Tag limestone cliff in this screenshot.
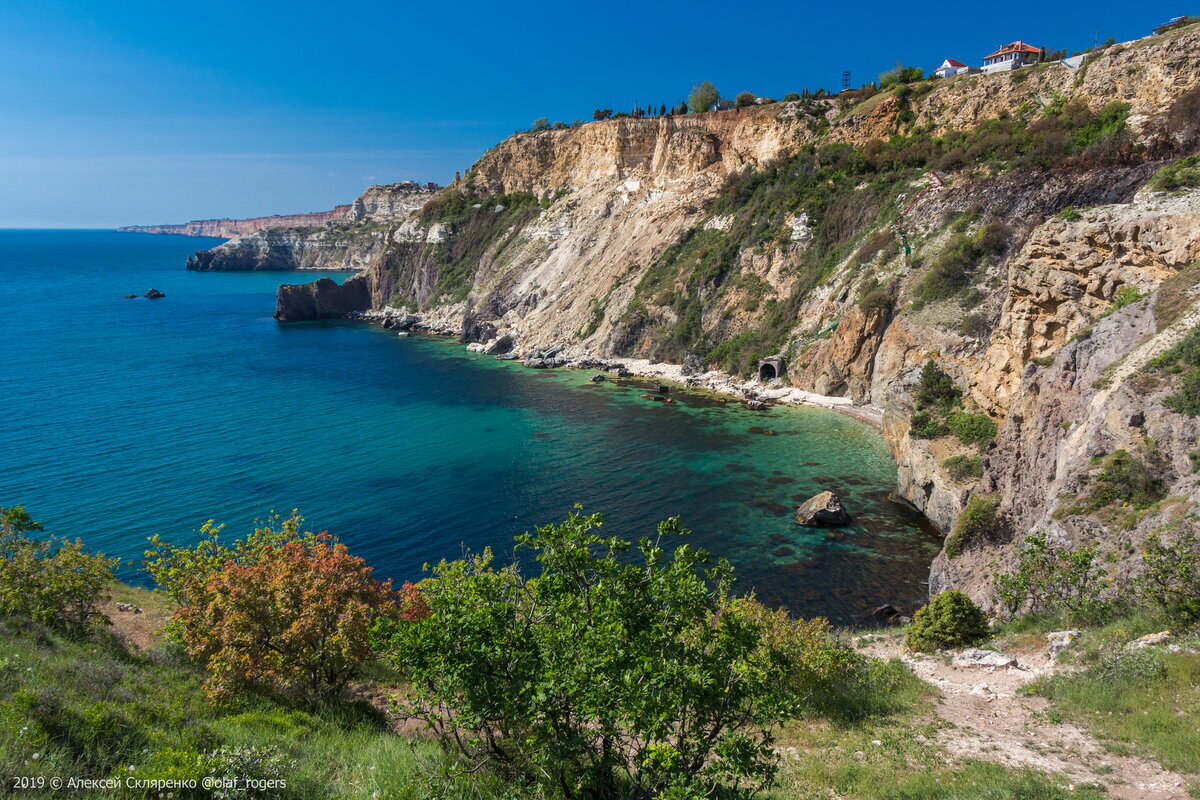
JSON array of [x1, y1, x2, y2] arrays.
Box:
[[119, 206, 352, 239], [187, 184, 438, 271], [201, 23, 1200, 606]]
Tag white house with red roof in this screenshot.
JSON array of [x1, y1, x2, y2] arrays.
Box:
[[934, 58, 972, 78], [981, 41, 1043, 73]]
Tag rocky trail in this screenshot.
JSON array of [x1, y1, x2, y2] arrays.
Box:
[[860, 634, 1191, 799]]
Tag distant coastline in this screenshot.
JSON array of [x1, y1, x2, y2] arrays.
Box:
[[117, 205, 352, 239]]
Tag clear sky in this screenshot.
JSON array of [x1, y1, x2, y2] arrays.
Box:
[[0, 0, 1186, 228]]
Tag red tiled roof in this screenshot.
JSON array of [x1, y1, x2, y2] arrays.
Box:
[[941, 59, 968, 67], [984, 41, 1042, 60]]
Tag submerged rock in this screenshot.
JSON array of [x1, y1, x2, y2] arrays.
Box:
[[745, 400, 768, 411], [590, 374, 606, 383], [794, 491, 851, 527]]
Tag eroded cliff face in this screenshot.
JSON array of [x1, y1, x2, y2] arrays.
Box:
[[200, 24, 1200, 605], [118, 206, 352, 239], [187, 184, 437, 272]]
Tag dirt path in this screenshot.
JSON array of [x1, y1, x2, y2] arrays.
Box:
[[861, 635, 1191, 799]]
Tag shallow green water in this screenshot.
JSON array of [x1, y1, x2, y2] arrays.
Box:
[[0, 230, 940, 623]]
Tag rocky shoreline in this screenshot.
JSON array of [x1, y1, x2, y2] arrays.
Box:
[[344, 309, 883, 428]]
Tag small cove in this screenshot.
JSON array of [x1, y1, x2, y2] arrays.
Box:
[[0, 230, 941, 623]]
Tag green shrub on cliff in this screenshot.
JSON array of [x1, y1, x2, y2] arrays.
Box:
[[1084, 447, 1170, 510], [944, 455, 983, 482], [906, 590, 988, 652], [915, 360, 960, 409], [910, 362, 997, 448], [1148, 155, 1200, 192], [947, 410, 998, 448], [945, 494, 1010, 557], [917, 223, 1010, 301], [1137, 527, 1200, 623], [909, 410, 947, 439], [993, 532, 1110, 621], [377, 509, 865, 798], [1146, 324, 1200, 416], [0, 506, 117, 634]]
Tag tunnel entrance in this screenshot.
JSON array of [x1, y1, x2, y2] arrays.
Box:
[[758, 357, 784, 382]]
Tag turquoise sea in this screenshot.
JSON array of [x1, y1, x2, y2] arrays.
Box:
[[0, 230, 940, 622]]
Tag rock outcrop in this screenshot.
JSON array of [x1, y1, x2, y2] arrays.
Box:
[[794, 491, 851, 527], [274, 277, 372, 321]]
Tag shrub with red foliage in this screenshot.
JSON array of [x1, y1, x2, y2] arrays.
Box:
[[176, 533, 426, 701]]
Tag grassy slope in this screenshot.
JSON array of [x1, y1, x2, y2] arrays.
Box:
[[770, 662, 1106, 800], [0, 585, 1136, 800], [1005, 612, 1200, 778], [0, 586, 506, 800]]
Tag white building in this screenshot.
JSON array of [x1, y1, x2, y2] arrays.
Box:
[[981, 41, 1043, 74], [934, 59, 971, 78]]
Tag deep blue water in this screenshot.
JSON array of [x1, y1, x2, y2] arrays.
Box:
[[0, 230, 940, 623]]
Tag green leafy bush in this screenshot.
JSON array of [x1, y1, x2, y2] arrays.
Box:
[[947, 410, 998, 447], [0, 506, 117, 634], [378, 509, 859, 797], [1165, 368, 1200, 415], [1136, 527, 1200, 623], [879, 65, 923, 87], [1085, 448, 1170, 510], [1146, 324, 1200, 416], [688, 80, 719, 113], [994, 532, 1111, 621], [945, 494, 1010, 556], [917, 222, 1010, 301], [909, 362, 996, 447], [909, 410, 947, 439], [1058, 206, 1082, 221], [1107, 285, 1144, 313], [905, 590, 988, 652], [915, 360, 960, 409], [1148, 154, 1200, 192], [944, 455, 983, 482]]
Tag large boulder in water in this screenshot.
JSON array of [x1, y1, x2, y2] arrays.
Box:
[[484, 333, 514, 354], [275, 276, 371, 321], [794, 491, 850, 527], [144, 288, 166, 299]]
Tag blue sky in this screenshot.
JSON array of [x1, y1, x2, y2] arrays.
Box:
[[0, 0, 1186, 227]]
